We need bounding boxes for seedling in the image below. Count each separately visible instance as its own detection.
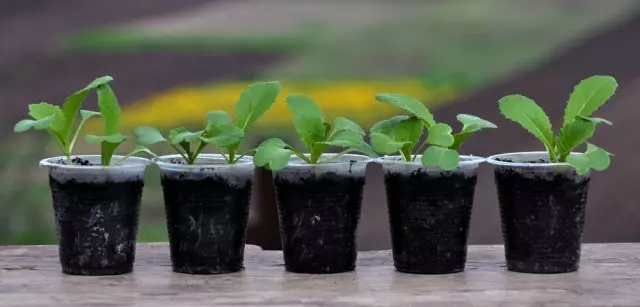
[254,94,377,170]
[498,75,616,175]
[134,81,281,164]
[370,94,496,170]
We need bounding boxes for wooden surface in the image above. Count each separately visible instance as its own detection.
[1,244,640,306]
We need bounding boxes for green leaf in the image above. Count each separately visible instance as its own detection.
[200,124,245,147]
[135,126,166,145]
[80,110,101,121]
[206,111,232,128]
[129,145,159,159]
[585,143,611,171]
[85,133,128,144]
[332,117,365,136]
[578,116,613,126]
[28,103,65,134]
[421,146,460,170]
[14,116,55,132]
[566,154,591,176]
[254,138,293,171]
[285,94,326,152]
[171,130,203,145]
[101,141,123,166]
[62,76,113,140]
[499,94,555,154]
[375,94,435,126]
[426,123,454,147]
[96,84,121,135]
[169,127,188,139]
[563,75,617,126]
[457,114,497,134]
[321,130,365,148]
[370,132,410,155]
[235,81,281,131]
[556,119,596,161]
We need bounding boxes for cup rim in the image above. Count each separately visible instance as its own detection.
[39,155,151,170]
[154,153,253,169]
[486,151,583,167]
[285,153,371,167]
[376,154,485,167]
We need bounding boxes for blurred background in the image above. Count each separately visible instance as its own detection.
[1,0,639,249]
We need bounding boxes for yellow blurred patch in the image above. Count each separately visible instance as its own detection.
[86,79,458,132]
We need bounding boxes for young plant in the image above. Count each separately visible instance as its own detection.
[254,94,377,170]
[14,76,114,164]
[498,75,616,175]
[134,81,281,164]
[370,94,496,170]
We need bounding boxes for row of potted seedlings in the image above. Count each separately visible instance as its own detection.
[15,75,616,276]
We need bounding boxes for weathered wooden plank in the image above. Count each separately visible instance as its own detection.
[1,244,639,306]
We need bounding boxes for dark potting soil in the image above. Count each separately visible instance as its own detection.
[385,170,477,274]
[161,173,252,274]
[495,167,590,273]
[49,177,143,275]
[53,157,94,166]
[274,172,364,274]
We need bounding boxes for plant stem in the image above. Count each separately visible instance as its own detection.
[170,144,189,162]
[69,118,90,154]
[413,139,429,161]
[288,147,313,163]
[317,148,353,164]
[236,148,256,161]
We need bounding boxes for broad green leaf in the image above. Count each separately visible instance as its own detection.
[135,126,166,145]
[457,114,497,134]
[321,130,365,148]
[578,116,613,126]
[28,103,65,134]
[235,81,281,130]
[200,124,245,147]
[14,116,56,132]
[426,123,454,147]
[101,141,123,166]
[370,116,422,152]
[370,116,409,134]
[96,84,121,135]
[169,127,188,140]
[370,132,409,154]
[80,110,100,121]
[352,143,379,158]
[556,119,596,161]
[375,94,435,126]
[206,111,232,128]
[499,94,555,152]
[62,76,113,140]
[563,75,617,126]
[171,130,204,145]
[585,143,611,171]
[422,146,460,170]
[285,94,326,151]
[332,117,365,136]
[85,133,128,144]
[566,154,591,176]
[254,138,292,170]
[129,145,159,159]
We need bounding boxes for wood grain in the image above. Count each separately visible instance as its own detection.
[1,243,639,306]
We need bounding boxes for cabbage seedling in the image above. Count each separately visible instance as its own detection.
[498,75,616,175]
[134,81,281,164]
[253,94,377,170]
[370,94,496,170]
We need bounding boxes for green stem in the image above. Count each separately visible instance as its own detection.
[69,118,90,154]
[236,148,256,161]
[170,144,189,162]
[193,141,207,159]
[413,139,429,161]
[288,147,313,164]
[317,148,354,164]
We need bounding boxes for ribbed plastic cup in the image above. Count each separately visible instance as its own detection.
[272,154,370,274]
[379,155,484,274]
[40,155,150,275]
[487,151,590,274]
[156,154,254,274]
